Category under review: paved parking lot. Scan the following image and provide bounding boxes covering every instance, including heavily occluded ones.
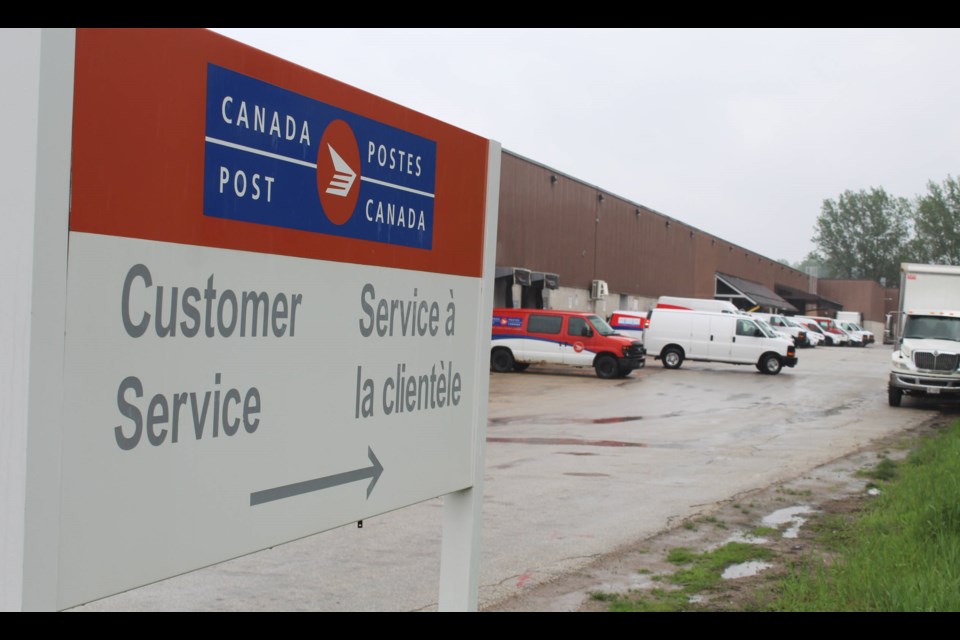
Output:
[72,343,954,611]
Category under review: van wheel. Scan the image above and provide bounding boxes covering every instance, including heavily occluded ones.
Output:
[595,355,619,379]
[662,347,684,369]
[491,348,515,373]
[760,354,782,375]
[888,385,903,407]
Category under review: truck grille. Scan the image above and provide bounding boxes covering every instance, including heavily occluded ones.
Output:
[913,351,960,372]
[626,342,645,358]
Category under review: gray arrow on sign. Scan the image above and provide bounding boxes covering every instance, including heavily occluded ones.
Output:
[250,446,384,506]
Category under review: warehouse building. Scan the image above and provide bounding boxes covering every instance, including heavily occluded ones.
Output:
[493,150,890,336]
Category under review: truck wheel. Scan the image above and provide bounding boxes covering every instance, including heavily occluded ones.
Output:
[491,348,515,373]
[662,347,684,369]
[595,354,619,379]
[888,386,903,407]
[760,354,782,375]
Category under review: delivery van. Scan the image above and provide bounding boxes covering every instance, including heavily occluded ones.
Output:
[491,308,646,378]
[608,310,649,342]
[644,307,797,374]
[749,312,811,347]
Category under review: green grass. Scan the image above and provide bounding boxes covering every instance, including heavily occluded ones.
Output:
[776,420,960,612]
[855,456,898,482]
[670,543,773,592]
[591,543,775,611]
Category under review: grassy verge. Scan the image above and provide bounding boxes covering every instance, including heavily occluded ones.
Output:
[776,419,960,611]
[590,419,960,612]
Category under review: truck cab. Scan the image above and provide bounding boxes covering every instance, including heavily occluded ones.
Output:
[889,309,960,405]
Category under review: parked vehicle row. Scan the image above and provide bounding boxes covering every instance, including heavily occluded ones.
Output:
[491,296,877,379]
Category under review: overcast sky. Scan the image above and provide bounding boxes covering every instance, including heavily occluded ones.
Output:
[212,28,960,265]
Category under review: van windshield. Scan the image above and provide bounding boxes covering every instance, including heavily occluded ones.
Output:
[588,315,617,336]
[755,320,778,338]
[801,321,824,335]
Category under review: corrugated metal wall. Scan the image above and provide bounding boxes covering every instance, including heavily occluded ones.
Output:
[497,154,598,289]
[497,150,814,300]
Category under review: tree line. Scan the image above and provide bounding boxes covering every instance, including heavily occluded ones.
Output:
[786,175,960,286]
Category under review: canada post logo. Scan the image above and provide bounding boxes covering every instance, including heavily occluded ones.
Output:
[493,316,523,328]
[203,64,436,249]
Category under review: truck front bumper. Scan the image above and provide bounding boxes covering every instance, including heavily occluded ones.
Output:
[889,371,960,395]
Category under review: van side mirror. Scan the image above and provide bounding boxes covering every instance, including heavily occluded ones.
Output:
[583,327,593,337]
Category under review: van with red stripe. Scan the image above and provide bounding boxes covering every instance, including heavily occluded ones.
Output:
[608,310,649,342]
[491,308,646,378]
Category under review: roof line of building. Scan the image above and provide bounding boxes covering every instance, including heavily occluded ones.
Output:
[502,148,812,285]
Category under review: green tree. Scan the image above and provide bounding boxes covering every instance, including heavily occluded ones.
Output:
[793,252,833,278]
[812,188,911,284]
[910,175,960,265]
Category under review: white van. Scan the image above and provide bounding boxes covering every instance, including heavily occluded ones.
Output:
[656,296,741,314]
[645,308,798,374]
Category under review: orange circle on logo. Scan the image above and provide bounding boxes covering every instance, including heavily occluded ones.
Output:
[316,119,361,226]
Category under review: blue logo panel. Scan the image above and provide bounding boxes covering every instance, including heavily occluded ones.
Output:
[203,64,436,250]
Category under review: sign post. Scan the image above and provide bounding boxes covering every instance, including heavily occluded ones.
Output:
[3,28,497,612]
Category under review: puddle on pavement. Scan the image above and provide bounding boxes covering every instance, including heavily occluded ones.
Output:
[762,505,816,539]
[722,560,773,580]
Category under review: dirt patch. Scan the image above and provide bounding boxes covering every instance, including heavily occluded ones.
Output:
[481,420,944,612]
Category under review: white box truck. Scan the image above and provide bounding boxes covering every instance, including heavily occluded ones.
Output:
[888,263,960,407]
[645,307,797,374]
